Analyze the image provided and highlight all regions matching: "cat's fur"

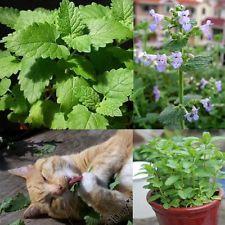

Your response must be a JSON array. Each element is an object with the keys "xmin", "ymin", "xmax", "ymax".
[{"xmin": 9, "ymin": 130, "xmax": 133, "ymax": 223}]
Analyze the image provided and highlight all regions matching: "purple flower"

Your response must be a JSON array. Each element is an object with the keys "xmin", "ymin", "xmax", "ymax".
[
  {"xmin": 200, "ymin": 20, "xmax": 213, "ymax": 40},
  {"xmin": 149, "ymin": 9, "xmax": 164, "ymax": 32},
  {"xmin": 182, "ymin": 21, "xmax": 192, "ymax": 32},
  {"xmin": 134, "ymin": 48, "xmax": 144, "ymax": 64},
  {"xmin": 171, "ymin": 52, "xmax": 183, "ymax": 69},
  {"xmin": 185, "ymin": 106, "xmax": 199, "ymax": 122},
  {"xmin": 156, "ymin": 54, "xmax": 167, "ymax": 72},
  {"xmin": 178, "ymin": 10, "xmax": 190, "ymax": 24},
  {"xmin": 178, "ymin": 10, "xmax": 192, "ymax": 32},
  {"xmin": 141, "ymin": 52, "xmax": 157, "ymax": 66},
  {"xmin": 153, "ymin": 85, "xmax": 160, "ymax": 101},
  {"xmin": 199, "ymin": 78, "xmax": 208, "ymax": 89},
  {"xmin": 201, "ymin": 98, "xmax": 213, "ymax": 112},
  {"xmin": 215, "ymin": 80, "xmax": 222, "ymax": 92}
]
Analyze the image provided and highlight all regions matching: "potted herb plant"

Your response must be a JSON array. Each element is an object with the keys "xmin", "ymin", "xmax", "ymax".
[{"xmin": 142, "ymin": 132, "xmax": 225, "ymax": 225}]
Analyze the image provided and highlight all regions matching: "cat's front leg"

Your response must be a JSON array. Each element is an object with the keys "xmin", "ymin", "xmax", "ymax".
[{"xmin": 79, "ymin": 172, "xmax": 132, "ymax": 223}]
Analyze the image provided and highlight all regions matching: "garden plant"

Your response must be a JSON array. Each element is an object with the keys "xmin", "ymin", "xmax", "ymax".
[
  {"xmin": 0, "ymin": 0, "xmax": 133, "ymax": 129},
  {"xmin": 140, "ymin": 132, "xmax": 225, "ymax": 225},
  {"xmin": 134, "ymin": 4, "xmax": 225, "ymax": 129}
]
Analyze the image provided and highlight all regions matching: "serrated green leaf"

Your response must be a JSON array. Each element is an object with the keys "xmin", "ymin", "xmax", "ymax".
[
  {"xmin": 63, "ymin": 34, "xmax": 92, "ymax": 53},
  {"xmin": 0, "ymin": 78, "xmax": 11, "ymax": 96},
  {"xmin": 159, "ymin": 105, "xmax": 185, "ymax": 129},
  {"xmin": 0, "ymin": 7, "xmax": 19, "ymax": 29},
  {"xmin": 0, "ymin": 95, "xmax": 9, "ymax": 111},
  {"xmin": 111, "ymin": 0, "xmax": 133, "ymax": 30},
  {"xmin": 84, "ymin": 211, "xmax": 101, "ymax": 225},
  {"xmin": 148, "ymin": 194, "xmax": 161, "ymax": 202},
  {"xmin": 67, "ymin": 105, "xmax": 108, "ymax": 129},
  {"xmin": 50, "ymin": 112, "xmax": 67, "ymax": 129},
  {"xmin": 109, "ymin": 175, "xmax": 120, "ymax": 190},
  {"xmin": 8, "ymin": 219, "xmax": 25, "ymax": 225},
  {"xmin": 4, "ymin": 23, "xmax": 70, "ymax": 59},
  {"xmin": 68, "ymin": 56, "xmax": 96, "ymax": 81},
  {"xmin": 26, "ymin": 100, "xmax": 45, "ymax": 127},
  {"xmin": 7, "ymin": 85, "xmax": 29, "ymax": 115},
  {"xmin": 15, "ymin": 9, "xmax": 56, "ymax": 30},
  {"xmin": 0, "ymin": 193, "xmax": 30, "ymax": 214},
  {"xmin": 58, "ymin": 0, "xmax": 85, "ymax": 36},
  {"xmin": 87, "ymin": 19, "xmax": 132, "ymax": 49},
  {"xmin": 94, "ymin": 68, "xmax": 133, "ymax": 102},
  {"xmin": 19, "ymin": 58, "xmax": 55, "ymax": 103},
  {"xmin": 79, "ymin": 3, "xmax": 112, "ymax": 22},
  {"xmin": 56, "ymin": 76, "xmax": 88, "ymax": 113},
  {"xmin": 183, "ymin": 56, "xmax": 212, "ymax": 71},
  {"xmin": 26, "ymin": 100, "xmax": 64, "ymax": 128},
  {"xmin": 165, "ymin": 175, "xmax": 179, "ymax": 186},
  {"xmin": 0, "ymin": 51, "xmax": 21, "ymax": 79},
  {"xmin": 96, "ymin": 99, "xmax": 122, "ymax": 117},
  {"xmin": 79, "ymin": 86, "xmax": 100, "ymax": 111}
]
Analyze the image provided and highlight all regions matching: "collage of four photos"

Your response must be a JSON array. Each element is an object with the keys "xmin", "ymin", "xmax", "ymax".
[{"xmin": 0, "ymin": 0, "xmax": 225, "ymax": 225}]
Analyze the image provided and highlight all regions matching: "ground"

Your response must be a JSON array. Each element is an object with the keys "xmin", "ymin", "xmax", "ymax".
[{"xmin": 0, "ymin": 130, "xmax": 115, "ymax": 225}]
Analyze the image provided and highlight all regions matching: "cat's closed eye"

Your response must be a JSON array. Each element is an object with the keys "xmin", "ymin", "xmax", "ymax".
[{"xmin": 42, "ymin": 174, "xmax": 47, "ymax": 182}]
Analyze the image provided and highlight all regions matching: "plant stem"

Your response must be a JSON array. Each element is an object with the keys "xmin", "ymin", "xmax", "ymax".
[{"xmin": 178, "ymin": 68, "xmax": 184, "ymax": 129}]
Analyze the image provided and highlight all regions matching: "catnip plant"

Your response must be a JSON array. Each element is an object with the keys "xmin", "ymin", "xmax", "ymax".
[
  {"xmin": 135, "ymin": 4, "xmax": 216, "ymax": 129},
  {"xmin": 0, "ymin": 0, "xmax": 133, "ymax": 129},
  {"xmin": 139, "ymin": 132, "xmax": 225, "ymax": 209}
]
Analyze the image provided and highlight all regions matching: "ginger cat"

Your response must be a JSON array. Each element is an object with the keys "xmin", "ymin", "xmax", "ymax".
[{"xmin": 9, "ymin": 130, "xmax": 133, "ymax": 224}]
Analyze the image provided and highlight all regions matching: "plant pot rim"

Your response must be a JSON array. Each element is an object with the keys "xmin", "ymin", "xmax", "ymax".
[{"xmin": 147, "ymin": 188, "xmax": 224, "ymax": 214}]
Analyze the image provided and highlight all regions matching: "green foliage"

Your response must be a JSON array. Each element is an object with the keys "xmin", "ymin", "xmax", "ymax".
[
  {"xmin": 183, "ymin": 56, "xmax": 213, "ymax": 71},
  {"xmin": 8, "ymin": 219, "xmax": 25, "ymax": 225},
  {"xmin": 0, "ymin": 51, "xmax": 21, "ymax": 79},
  {"xmin": 0, "ymin": 193, "xmax": 30, "ymax": 214},
  {"xmin": 84, "ymin": 211, "xmax": 101, "ymax": 225},
  {"xmin": 67, "ymin": 105, "xmax": 108, "ymax": 129},
  {"xmin": 141, "ymin": 133, "xmax": 225, "ymax": 208},
  {"xmin": 34, "ymin": 143, "xmax": 56, "ymax": 156},
  {"xmin": 159, "ymin": 105, "xmax": 185, "ymax": 129},
  {"xmin": 0, "ymin": 7, "xmax": 19, "ymax": 29},
  {"xmin": 0, "ymin": 0, "xmax": 133, "ymax": 129}
]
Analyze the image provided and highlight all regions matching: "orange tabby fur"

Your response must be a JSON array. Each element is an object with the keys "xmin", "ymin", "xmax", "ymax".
[{"xmin": 9, "ymin": 130, "xmax": 132, "ymax": 223}]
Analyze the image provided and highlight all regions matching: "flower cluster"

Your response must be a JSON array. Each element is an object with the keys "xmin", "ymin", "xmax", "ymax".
[
  {"xmin": 178, "ymin": 10, "xmax": 192, "ymax": 32},
  {"xmin": 185, "ymin": 106, "xmax": 199, "ymax": 122},
  {"xmin": 149, "ymin": 9, "xmax": 164, "ymax": 32},
  {"xmin": 149, "ymin": 8, "xmax": 213, "ymax": 40},
  {"xmin": 135, "ymin": 50, "xmax": 183, "ymax": 72},
  {"xmin": 215, "ymin": 80, "xmax": 222, "ymax": 92},
  {"xmin": 200, "ymin": 20, "xmax": 214, "ymax": 40},
  {"xmin": 201, "ymin": 98, "xmax": 213, "ymax": 112},
  {"xmin": 199, "ymin": 78, "xmax": 222, "ymax": 93}
]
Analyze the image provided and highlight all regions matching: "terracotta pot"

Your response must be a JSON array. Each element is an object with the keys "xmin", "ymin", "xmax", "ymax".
[{"xmin": 147, "ymin": 189, "xmax": 224, "ymax": 225}]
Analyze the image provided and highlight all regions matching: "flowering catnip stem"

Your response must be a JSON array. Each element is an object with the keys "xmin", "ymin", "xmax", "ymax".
[{"xmin": 178, "ymin": 68, "xmax": 184, "ymax": 129}]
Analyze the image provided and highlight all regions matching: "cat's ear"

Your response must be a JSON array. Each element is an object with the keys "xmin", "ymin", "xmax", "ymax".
[
  {"xmin": 23, "ymin": 203, "xmax": 47, "ymax": 218},
  {"xmin": 8, "ymin": 165, "xmax": 34, "ymax": 179}
]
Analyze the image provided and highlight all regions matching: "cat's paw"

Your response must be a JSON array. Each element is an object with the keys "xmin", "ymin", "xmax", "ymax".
[{"xmin": 80, "ymin": 172, "xmax": 97, "ymax": 193}]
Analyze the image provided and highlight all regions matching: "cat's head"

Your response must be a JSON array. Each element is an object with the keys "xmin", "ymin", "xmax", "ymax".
[{"xmin": 9, "ymin": 155, "xmax": 83, "ymax": 219}]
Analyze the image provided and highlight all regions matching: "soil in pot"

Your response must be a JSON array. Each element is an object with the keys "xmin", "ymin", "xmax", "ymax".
[{"xmin": 147, "ymin": 189, "xmax": 223, "ymax": 225}]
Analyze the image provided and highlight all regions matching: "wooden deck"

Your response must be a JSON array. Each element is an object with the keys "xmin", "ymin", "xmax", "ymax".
[{"xmin": 0, "ymin": 130, "xmax": 115, "ymax": 225}]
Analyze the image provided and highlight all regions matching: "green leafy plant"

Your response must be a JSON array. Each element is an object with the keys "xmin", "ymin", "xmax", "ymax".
[
  {"xmin": 8, "ymin": 219, "xmax": 25, "ymax": 225},
  {"xmin": 33, "ymin": 142, "xmax": 56, "ymax": 156},
  {"xmin": 0, "ymin": 193, "xmax": 30, "ymax": 214},
  {"xmin": 0, "ymin": 0, "xmax": 133, "ymax": 129},
  {"xmin": 134, "ymin": 4, "xmax": 225, "ymax": 129},
  {"xmin": 141, "ymin": 132, "xmax": 225, "ymax": 209}
]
